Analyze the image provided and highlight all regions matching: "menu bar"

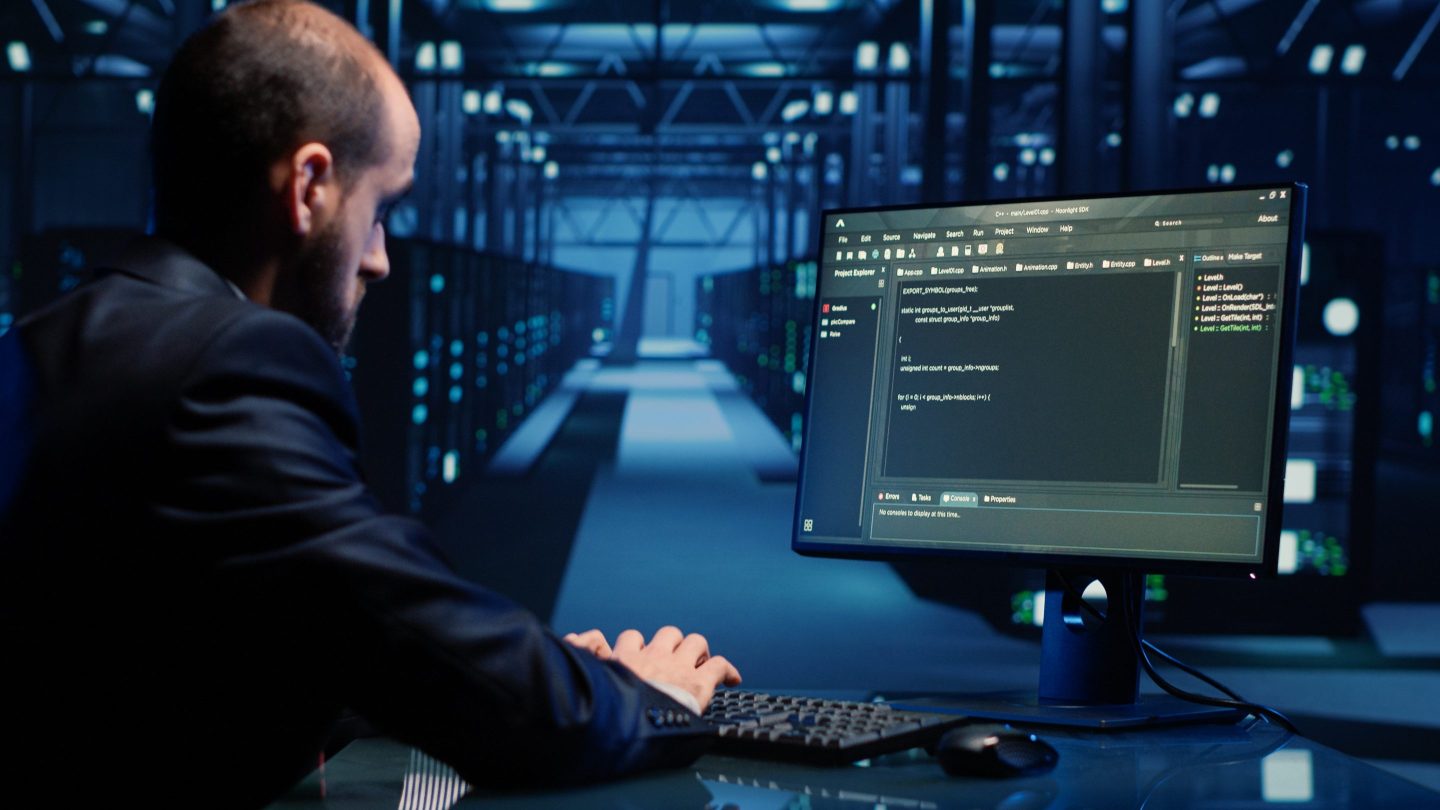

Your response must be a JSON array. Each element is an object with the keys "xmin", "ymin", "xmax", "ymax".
[{"xmin": 825, "ymin": 212, "xmax": 1286, "ymax": 251}]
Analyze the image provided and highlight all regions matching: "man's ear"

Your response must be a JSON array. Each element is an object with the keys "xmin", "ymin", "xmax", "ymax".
[{"xmin": 281, "ymin": 142, "xmax": 336, "ymax": 236}]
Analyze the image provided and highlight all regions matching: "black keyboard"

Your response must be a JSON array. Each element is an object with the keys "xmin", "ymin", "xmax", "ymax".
[{"xmin": 704, "ymin": 690, "xmax": 968, "ymax": 765}]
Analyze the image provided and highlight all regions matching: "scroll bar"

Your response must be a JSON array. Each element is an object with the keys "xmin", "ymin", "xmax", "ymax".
[
  {"xmin": 858, "ymin": 298, "xmax": 884, "ymax": 528},
  {"xmin": 1170, "ymin": 271, "xmax": 1183, "ymax": 347}
]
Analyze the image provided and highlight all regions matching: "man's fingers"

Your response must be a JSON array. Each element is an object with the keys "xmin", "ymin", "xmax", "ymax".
[
  {"xmin": 563, "ymin": 629, "xmax": 612, "ymax": 658},
  {"xmin": 602, "ymin": 624, "xmax": 739, "ymax": 709},
  {"xmin": 613, "ymin": 628, "xmax": 646, "ymax": 656},
  {"xmin": 647, "ymin": 625, "xmax": 684, "ymax": 652},
  {"xmin": 675, "ymin": 632, "xmax": 711, "ymax": 667},
  {"xmin": 699, "ymin": 655, "xmax": 742, "ymax": 687}
]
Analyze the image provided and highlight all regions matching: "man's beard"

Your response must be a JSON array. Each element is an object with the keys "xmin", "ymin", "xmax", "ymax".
[{"xmin": 278, "ymin": 219, "xmax": 362, "ymax": 354}]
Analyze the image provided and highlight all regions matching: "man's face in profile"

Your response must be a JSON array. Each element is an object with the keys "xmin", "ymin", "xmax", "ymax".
[{"xmin": 285, "ymin": 67, "xmax": 419, "ymax": 353}]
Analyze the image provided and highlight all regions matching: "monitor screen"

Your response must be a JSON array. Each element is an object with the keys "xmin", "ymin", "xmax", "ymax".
[{"xmin": 793, "ymin": 185, "xmax": 1306, "ymax": 577}]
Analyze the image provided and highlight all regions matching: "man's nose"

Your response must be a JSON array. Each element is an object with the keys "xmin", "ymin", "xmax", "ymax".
[{"xmin": 360, "ymin": 222, "xmax": 391, "ymax": 282}]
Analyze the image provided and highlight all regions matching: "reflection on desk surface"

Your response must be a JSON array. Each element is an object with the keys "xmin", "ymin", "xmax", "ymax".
[{"xmin": 272, "ymin": 721, "xmax": 1440, "ymax": 809}]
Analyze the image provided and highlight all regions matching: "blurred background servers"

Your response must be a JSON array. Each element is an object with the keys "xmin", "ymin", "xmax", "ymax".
[{"xmin": 3, "ymin": 0, "xmax": 1439, "ymax": 791}]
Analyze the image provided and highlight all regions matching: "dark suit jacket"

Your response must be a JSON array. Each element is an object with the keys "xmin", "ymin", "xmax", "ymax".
[{"xmin": 0, "ymin": 238, "xmax": 709, "ymax": 807}]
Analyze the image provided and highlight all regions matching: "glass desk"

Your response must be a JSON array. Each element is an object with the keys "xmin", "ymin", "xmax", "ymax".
[{"xmin": 271, "ymin": 719, "xmax": 1440, "ymax": 809}]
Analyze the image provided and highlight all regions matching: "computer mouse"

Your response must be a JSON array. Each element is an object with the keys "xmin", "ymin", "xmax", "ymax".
[{"xmin": 935, "ymin": 724, "xmax": 1058, "ymax": 778}]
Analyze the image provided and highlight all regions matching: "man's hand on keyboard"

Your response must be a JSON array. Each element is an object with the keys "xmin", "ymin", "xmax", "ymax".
[{"xmin": 563, "ymin": 625, "xmax": 742, "ymax": 711}]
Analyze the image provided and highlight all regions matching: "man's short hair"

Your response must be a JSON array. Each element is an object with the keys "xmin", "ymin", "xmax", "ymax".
[{"xmin": 151, "ymin": 0, "xmax": 386, "ymax": 237}]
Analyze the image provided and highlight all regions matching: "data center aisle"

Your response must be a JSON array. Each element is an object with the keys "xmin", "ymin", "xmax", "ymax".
[{"xmin": 547, "ymin": 354, "xmax": 1039, "ymax": 693}]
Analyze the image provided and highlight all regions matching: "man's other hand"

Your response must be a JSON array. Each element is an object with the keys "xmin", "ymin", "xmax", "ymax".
[{"xmin": 563, "ymin": 626, "xmax": 741, "ymax": 711}]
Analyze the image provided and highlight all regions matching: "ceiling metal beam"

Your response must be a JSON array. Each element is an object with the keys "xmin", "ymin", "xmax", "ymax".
[
  {"xmin": 1275, "ymin": 0, "xmax": 1321, "ymax": 57},
  {"xmin": 1394, "ymin": 2, "xmax": 1440, "ymax": 81},
  {"xmin": 29, "ymin": 0, "xmax": 65, "ymax": 44}
]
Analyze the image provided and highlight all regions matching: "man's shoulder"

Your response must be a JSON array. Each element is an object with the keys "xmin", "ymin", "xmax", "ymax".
[
  {"xmin": 19, "ymin": 236, "xmax": 319, "ymax": 359},
  {"xmin": 18, "ymin": 263, "xmax": 342, "ymax": 418}
]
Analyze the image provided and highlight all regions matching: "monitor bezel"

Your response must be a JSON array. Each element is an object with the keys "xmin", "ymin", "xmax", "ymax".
[{"xmin": 791, "ymin": 182, "xmax": 1308, "ymax": 579}]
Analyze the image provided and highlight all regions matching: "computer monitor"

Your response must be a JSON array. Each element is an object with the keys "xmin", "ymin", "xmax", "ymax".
[{"xmin": 793, "ymin": 184, "xmax": 1307, "ymax": 727}]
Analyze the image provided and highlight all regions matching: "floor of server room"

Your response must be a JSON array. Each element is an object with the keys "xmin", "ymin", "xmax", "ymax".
[{"xmin": 426, "ymin": 341, "xmax": 1440, "ymax": 793}]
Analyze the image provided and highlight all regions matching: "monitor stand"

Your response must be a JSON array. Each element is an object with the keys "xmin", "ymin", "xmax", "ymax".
[{"xmin": 895, "ymin": 569, "xmax": 1244, "ymax": 730}]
